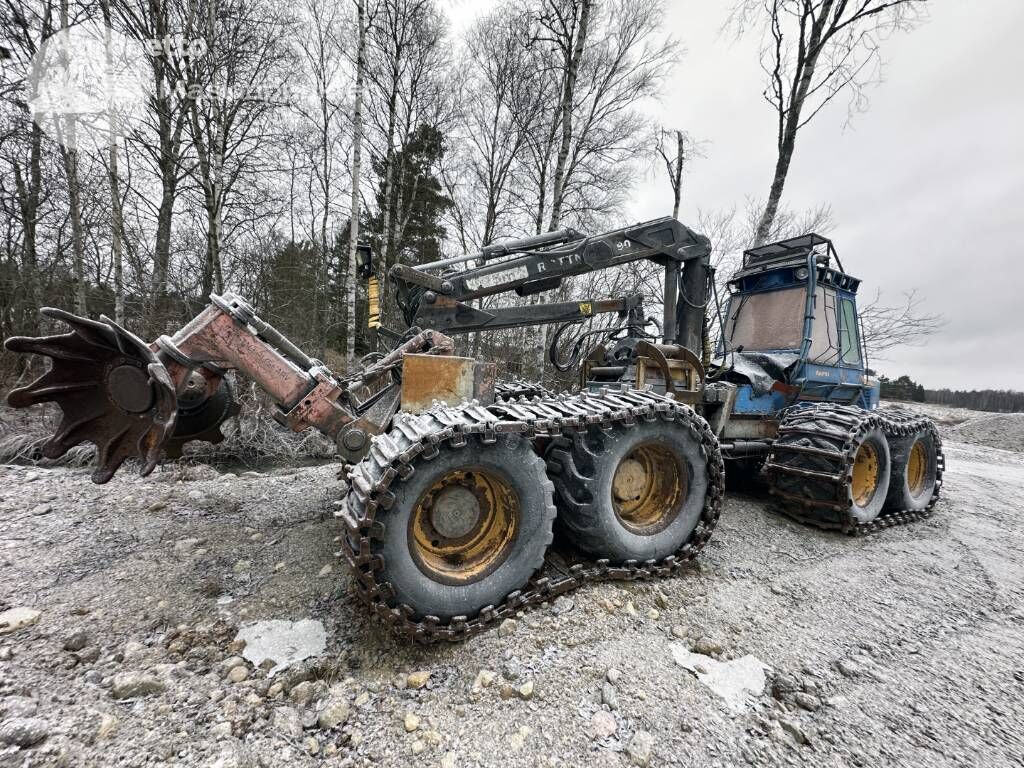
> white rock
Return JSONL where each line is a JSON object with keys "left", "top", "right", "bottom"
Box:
{"left": 272, "top": 707, "right": 303, "bottom": 739}
{"left": 671, "top": 644, "right": 771, "bottom": 713}
{"left": 601, "top": 682, "right": 618, "bottom": 710}
{"left": 0, "top": 607, "right": 41, "bottom": 635}
{"left": 174, "top": 538, "right": 203, "bottom": 554}
{"left": 498, "top": 618, "right": 518, "bottom": 638}
{"left": 407, "top": 670, "right": 431, "bottom": 689}
{"left": 473, "top": 669, "right": 497, "bottom": 689}
{"left": 95, "top": 713, "right": 117, "bottom": 740}
{"left": 235, "top": 619, "right": 326, "bottom": 677}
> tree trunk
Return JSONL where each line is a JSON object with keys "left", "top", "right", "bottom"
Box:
{"left": 59, "top": 0, "right": 86, "bottom": 316}
{"left": 345, "top": 0, "right": 367, "bottom": 367}
{"left": 753, "top": 1, "right": 832, "bottom": 246}
{"left": 753, "top": 128, "right": 799, "bottom": 246}
{"left": 12, "top": 123, "right": 44, "bottom": 333}
{"left": 671, "top": 130, "right": 683, "bottom": 218}
{"left": 101, "top": 0, "right": 125, "bottom": 324}
{"left": 548, "top": 0, "right": 591, "bottom": 231}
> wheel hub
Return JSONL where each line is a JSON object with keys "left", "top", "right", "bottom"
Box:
{"left": 430, "top": 485, "right": 481, "bottom": 539}
{"left": 611, "top": 442, "right": 686, "bottom": 534}
{"left": 409, "top": 470, "right": 519, "bottom": 585}
{"left": 907, "top": 439, "right": 928, "bottom": 496}
{"left": 613, "top": 458, "right": 647, "bottom": 503}
{"left": 851, "top": 442, "right": 879, "bottom": 508}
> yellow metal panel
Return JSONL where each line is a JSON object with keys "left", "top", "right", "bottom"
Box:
{"left": 401, "top": 354, "right": 476, "bottom": 412}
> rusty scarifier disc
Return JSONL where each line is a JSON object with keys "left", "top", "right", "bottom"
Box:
{"left": 764, "top": 402, "right": 944, "bottom": 535}
{"left": 335, "top": 386, "right": 725, "bottom": 644}
{"left": 4, "top": 309, "right": 177, "bottom": 484}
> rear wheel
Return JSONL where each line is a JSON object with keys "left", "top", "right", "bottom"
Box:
{"left": 546, "top": 419, "right": 710, "bottom": 562}
{"left": 373, "top": 434, "right": 555, "bottom": 621}
{"left": 885, "top": 427, "right": 940, "bottom": 512}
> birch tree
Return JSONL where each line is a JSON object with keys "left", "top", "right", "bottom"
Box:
{"left": 731, "top": 0, "right": 928, "bottom": 245}
{"left": 540, "top": 0, "right": 591, "bottom": 231}
{"left": 345, "top": 0, "right": 369, "bottom": 365}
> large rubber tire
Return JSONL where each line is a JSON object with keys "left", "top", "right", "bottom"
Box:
{"left": 848, "top": 427, "right": 892, "bottom": 524}
{"left": 545, "top": 420, "right": 709, "bottom": 562}
{"left": 885, "top": 427, "right": 940, "bottom": 513}
{"left": 767, "top": 406, "right": 892, "bottom": 529}
{"left": 373, "top": 433, "right": 555, "bottom": 621}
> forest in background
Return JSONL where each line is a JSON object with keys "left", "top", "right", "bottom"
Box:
{"left": 1, "top": 0, "right": 943, "bottom": 391}
{"left": 880, "top": 375, "right": 1024, "bottom": 413}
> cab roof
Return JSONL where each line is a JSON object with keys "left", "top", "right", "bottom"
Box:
{"left": 731, "top": 233, "right": 861, "bottom": 294}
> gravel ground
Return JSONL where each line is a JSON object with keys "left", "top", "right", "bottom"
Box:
{"left": 1, "top": 403, "right": 1023, "bottom": 768}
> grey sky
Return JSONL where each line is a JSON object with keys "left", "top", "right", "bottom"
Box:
{"left": 448, "top": 0, "right": 1024, "bottom": 390}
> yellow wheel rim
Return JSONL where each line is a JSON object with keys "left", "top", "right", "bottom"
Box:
{"left": 907, "top": 439, "right": 928, "bottom": 496}
{"left": 409, "top": 469, "right": 518, "bottom": 585}
{"left": 612, "top": 442, "right": 687, "bottom": 534}
{"left": 851, "top": 441, "right": 880, "bottom": 508}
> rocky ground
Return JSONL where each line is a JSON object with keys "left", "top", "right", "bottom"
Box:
{"left": 1, "top": 402, "right": 1023, "bottom": 768}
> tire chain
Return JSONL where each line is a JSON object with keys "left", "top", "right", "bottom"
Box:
{"left": 764, "top": 402, "right": 945, "bottom": 535}
{"left": 335, "top": 385, "right": 725, "bottom": 644}
{"left": 494, "top": 377, "right": 554, "bottom": 401}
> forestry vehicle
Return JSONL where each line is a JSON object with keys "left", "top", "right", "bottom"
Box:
{"left": 3, "top": 218, "right": 943, "bottom": 642}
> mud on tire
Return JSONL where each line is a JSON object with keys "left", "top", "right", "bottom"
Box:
{"left": 545, "top": 417, "right": 713, "bottom": 562}
{"left": 373, "top": 433, "right": 555, "bottom": 621}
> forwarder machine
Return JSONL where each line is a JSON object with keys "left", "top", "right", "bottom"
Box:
{"left": 3, "top": 218, "right": 942, "bottom": 642}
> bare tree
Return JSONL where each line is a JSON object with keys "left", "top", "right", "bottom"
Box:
{"left": 100, "top": 0, "right": 125, "bottom": 323}
{"left": 858, "top": 289, "right": 943, "bottom": 359}
{"left": 540, "top": 0, "right": 591, "bottom": 231}
{"left": 0, "top": 0, "right": 56, "bottom": 333}
{"left": 113, "top": 0, "right": 198, "bottom": 328}
{"left": 345, "top": 0, "right": 371, "bottom": 365}
{"left": 55, "top": 0, "right": 88, "bottom": 315}
{"left": 364, "top": 0, "right": 451, "bottom": 328}
{"left": 654, "top": 128, "right": 705, "bottom": 219}
{"left": 732, "top": 0, "right": 928, "bottom": 245}
{"left": 458, "top": 6, "right": 538, "bottom": 247}
{"left": 186, "top": 0, "right": 292, "bottom": 300}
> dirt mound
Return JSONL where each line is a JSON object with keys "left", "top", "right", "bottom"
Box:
{"left": 949, "top": 411, "right": 1024, "bottom": 453}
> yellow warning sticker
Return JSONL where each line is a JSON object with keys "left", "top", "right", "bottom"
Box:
{"left": 367, "top": 276, "right": 381, "bottom": 328}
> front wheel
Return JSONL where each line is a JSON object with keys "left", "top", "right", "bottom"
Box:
{"left": 373, "top": 434, "right": 555, "bottom": 621}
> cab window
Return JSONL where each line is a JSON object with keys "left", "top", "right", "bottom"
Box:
{"left": 839, "top": 297, "right": 862, "bottom": 365}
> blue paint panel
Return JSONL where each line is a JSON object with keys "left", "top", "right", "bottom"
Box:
{"left": 731, "top": 384, "right": 789, "bottom": 415}
{"left": 800, "top": 364, "right": 863, "bottom": 386}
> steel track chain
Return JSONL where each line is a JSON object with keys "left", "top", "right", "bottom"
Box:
{"left": 764, "top": 403, "right": 944, "bottom": 535}
{"left": 335, "top": 386, "right": 725, "bottom": 644}
{"left": 494, "top": 377, "right": 554, "bottom": 401}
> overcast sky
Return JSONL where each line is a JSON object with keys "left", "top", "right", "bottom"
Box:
{"left": 447, "top": 0, "right": 1024, "bottom": 390}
